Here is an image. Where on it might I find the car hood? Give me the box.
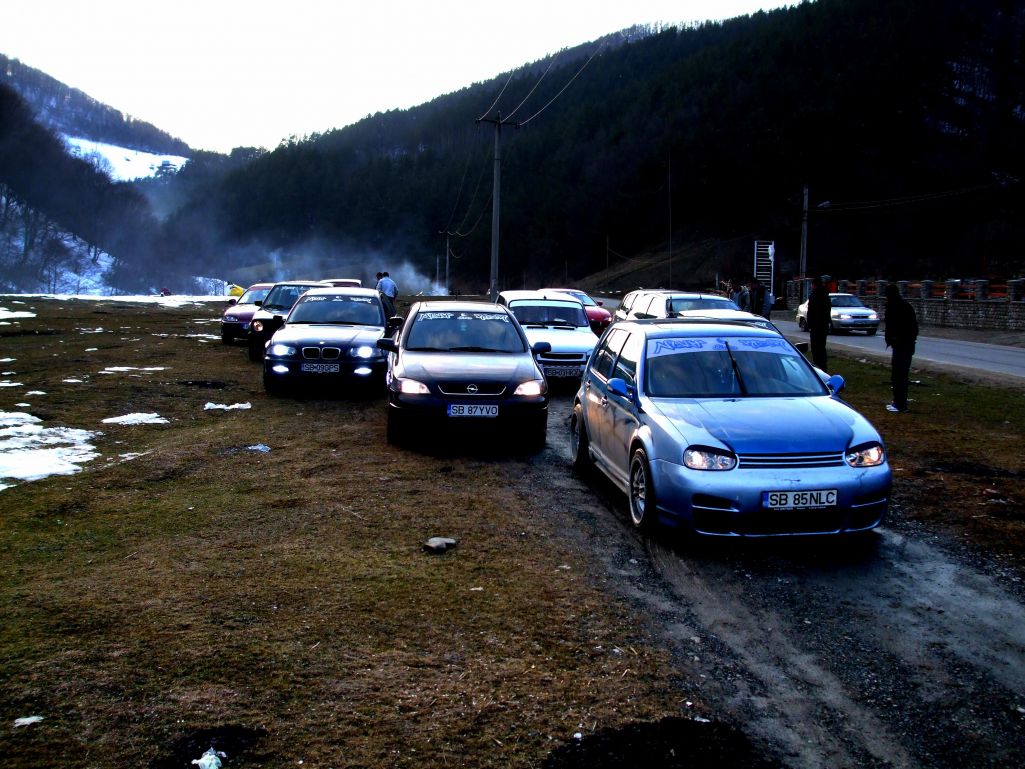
[271,324,384,345]
[223,303,259,321]
[521,327,598,354]
[651,396,865,454]
[400,351,539,382]
[585,306,612,321]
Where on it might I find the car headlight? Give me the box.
[868,313,878,320]
[251,320,264,332]
[513,379,546,397]
[349,345,376,359]
[269,343,296,356]
[397,377,429,395]
[683,447,737,471]
[846,442,885,467]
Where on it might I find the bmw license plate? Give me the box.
[447,404,499,417]
[763,489,837,509]
[301,362,340,373]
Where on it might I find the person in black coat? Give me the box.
[806,276,831,371]
[884,283,919,412]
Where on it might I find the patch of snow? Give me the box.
[204,402,252,411]
[99,367,166,374]
[62,135,188,182]
[25,391,46,396]
[102,413,169,425]
[0,307,36,320]
[0,411,99,489]
[0,381,23,388]
[14,716,44,727]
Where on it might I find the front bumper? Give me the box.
[264,358,387,386]
[649,459,891,536]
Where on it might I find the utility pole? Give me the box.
[478,112,506,301]
[800,184,809,280]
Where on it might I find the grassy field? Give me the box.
[1,297,1022,768]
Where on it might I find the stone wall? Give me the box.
[785,278,1025,331]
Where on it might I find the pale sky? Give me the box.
[2,0,791,153]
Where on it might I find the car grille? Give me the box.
[737,451,846,469]
[437,381,507,396]
[302,346,341,360]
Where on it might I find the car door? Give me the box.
[580,328,628,468]
[605,330,643,475]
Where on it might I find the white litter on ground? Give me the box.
[204,402,252,411]
[0,411,99,490]
[101,413,169,425]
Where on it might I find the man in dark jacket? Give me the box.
[806,276,831,370]
[884,283,919,412]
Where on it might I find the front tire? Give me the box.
[570,403,592,471]
[248,339,263,362]
[628,448,657,531]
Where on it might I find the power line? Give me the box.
[813,181,1004,213]
[518,42,605,126]
[477,70,517,123]
[504,52,562,122]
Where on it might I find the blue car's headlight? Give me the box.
[846,442,885,467]
[349,345,376,359]
[269,343,296,357]
[684,446,737,471]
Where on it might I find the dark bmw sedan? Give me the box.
[262,288,400,396]
[376,301,551,450]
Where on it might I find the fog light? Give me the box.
[354,366,372,376]
[271,365,289,374]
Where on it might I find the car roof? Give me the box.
[829,292,856,297]
[298,287,379,299]
[268,280,326,287]
[412,300,514,314]
[498,289,582,303]
[616,317,784,339]
[246,282,275,289]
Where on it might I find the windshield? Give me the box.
[263,284,321,311]
[668,296,738,314]
[558,291,595,307]
[510,302,589,328]
[645,336,826,397]
[830,295,866,308]
[238,287,270,305]
[288,295,384,326]
[406,310,525,353]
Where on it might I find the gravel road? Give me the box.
[522,393,1025,768]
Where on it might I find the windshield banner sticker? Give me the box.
[649,337,797,357]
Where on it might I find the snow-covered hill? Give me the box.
[62,136,189,182]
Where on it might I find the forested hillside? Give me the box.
[1,54,190,156]
[163,0,1023,292]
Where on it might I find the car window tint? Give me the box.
[511,303,588,327]
[407,311,524,352]
[613,332,642,386]
[592,328,628,379]
[290,296,384,325]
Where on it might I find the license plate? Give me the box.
[301,362,340,373]
[447,404,499,417]
[763,489,837,509]
[544,365,583,377]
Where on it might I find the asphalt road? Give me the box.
[772,319,1025,380]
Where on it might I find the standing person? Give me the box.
[749,278,767,319]
[884,283,919,413]
[807,275,831,371]
[732,280,750,312]
[376,271,398,317]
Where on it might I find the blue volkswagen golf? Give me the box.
[571,319,891,536]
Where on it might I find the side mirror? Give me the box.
[254,300,263,307]
[826,374,845,394]
[377,338,398,353]
[607,377,634,400]
[227,298,237,306]
[634,312,653,320]
[596,300,604,306]
[386,316,403,334]
[531,341,552,355]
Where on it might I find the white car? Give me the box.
[617,290,778,331]
[796,292,879,335]
[496,290,598,380]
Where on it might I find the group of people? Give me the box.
[806,276,918,413]
[730,277,775,319]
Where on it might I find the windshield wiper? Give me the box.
[447,346,505,352]
[722,341,748,396]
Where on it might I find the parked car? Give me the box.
[376,301,551,449]
[247,280,326,360]
[221,282,274,344]
[617,290,777,331]
[543,288,613,335]
[262,287,401,396]
[571,318,891,535]
[796,292,879,335]
[321,278,363,287]
[496,290,598,381]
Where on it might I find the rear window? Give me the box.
[263,284,322,311]
[510,302,588,328]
